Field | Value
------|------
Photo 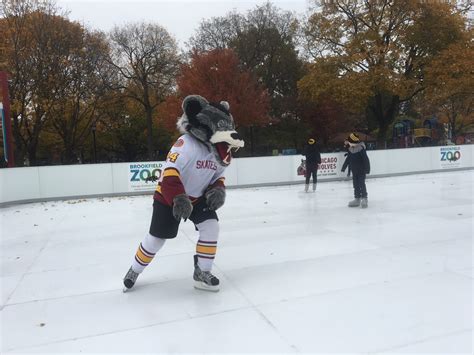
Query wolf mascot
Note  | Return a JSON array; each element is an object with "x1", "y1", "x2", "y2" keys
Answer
[{"x1": 123, "y1": 95, "x2": 244, "y2": 292}]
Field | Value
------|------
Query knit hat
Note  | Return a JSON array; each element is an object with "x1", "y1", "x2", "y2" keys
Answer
[
  {"x1": 347, "y1": 133, "x2": 360, "y2": 144},
  {"x1": 308, "y1": 138, "x2": 316, "y2": 145}
]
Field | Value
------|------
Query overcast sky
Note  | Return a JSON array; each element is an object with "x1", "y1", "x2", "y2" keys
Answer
[{"x1": 57, "y1": 0, "x2": 310, "y2": 48}]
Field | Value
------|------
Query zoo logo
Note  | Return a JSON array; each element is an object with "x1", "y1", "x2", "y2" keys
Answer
[
  {"x1": 440, "y1": 150, "x2": 461, "y2": 162},
  {"x1": 129, "y1": 163, "x2": 163, "y2": 182}
]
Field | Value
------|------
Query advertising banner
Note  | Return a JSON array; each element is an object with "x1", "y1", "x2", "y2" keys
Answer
[
  {"x1": 298, "y1": 153, "x2": 344, "y2": 180},
  {"x1": 439, "y1": 146, "x2": 462, "y2": 169},
  {"x1": 317, "y1": 154, "x2": 340, "y2": 178},
  {"x1": 128, "y1": 161, "x2": 164, "y2": 192}
]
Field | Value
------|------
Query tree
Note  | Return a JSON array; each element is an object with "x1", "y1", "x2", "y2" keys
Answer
[
  {"x1": 176, "y1": 49, "x2": 270, "y2": 155},
  {"x1": 47, "y1": 28, "x2": 113, "y2": 164},
  {"x1": 98, "y1": 95, "x2": 148, "y2": 162},
  {"x1": 178, "y1": 49, "x2": 269, "y2": 127},
  {"x1": 298, "y1": 95, "x2": 357, "y2": 148},
  {"x1": 108, "y1": 22, "x2": 181, "y2": 160},
  {"x1": 186, "y1": 11, "x2": 244, "y2": 52},
  {"x1": 189, "y1": 2, "x2": 303, "y2": 120},
  {"x1": 155, "y1": 95, "x2": 182, "y2": 133},
  {"x1": 300, "y1": 0, "x2": 470, "y2": 146},
  {"x1": 1, "y1": 0, "x2": 67, "y2": 165},
  {"x1": 1, "y1": 0, "x2": 115, "y2": 165},
  {"x1": 422, "y1": 41, "x2": 474, "y2": 139},
  {"x1": 188, "y1": 2, "x2": 304, "y2": 154}
]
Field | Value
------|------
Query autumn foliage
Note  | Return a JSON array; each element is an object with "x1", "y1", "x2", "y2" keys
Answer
[
  {"x1": 177, "y1": 49, "x2": 270, "y2": 128},
  {"x1": 1, "y1": 0, "x2": 473, "y2": 166}
]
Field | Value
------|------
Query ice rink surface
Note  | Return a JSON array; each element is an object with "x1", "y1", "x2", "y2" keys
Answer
[{"x1": 1, "y1": 170, "x2": 472, "y2": 354}]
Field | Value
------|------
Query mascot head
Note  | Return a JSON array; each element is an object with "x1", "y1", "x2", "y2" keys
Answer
[{"x1": 177, "y1": 95, "x2": 245, "y2": 166}]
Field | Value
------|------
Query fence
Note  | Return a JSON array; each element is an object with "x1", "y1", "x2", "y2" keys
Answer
[{"x1": 1, "y1": 145, "x2": 472, "y2": 206}]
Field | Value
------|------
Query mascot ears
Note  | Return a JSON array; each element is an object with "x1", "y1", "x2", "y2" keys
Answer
[{"x1": 182, "y1": 95, "x2": 209, "y2": 118}]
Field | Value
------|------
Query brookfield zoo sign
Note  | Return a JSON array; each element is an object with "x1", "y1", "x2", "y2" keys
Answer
[{"x1": 128, "y1": 162, "x2": 164, "y2": 192}]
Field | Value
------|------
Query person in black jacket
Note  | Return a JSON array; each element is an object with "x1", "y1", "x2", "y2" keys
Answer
[
  {"x1": 302, "y1": 138, "x2": 321, "y2": 192},
  {"x1": 343, "y1": 133, "x2": 370, "y2": 208}
]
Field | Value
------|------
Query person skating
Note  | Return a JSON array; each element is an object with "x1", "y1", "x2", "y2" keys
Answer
[
  {"x1": 343, "y1": 133, "x2": 370, "y2": 208},
  {"x1": 123, "y1": 95, "x2": 244, "y2": 292},
  {"x1": 302, "y1": 138, "x2": 321, "y2": 192}
]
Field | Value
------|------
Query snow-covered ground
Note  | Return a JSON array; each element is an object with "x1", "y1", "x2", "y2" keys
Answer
[{"x1": 1, "y1": 170, "x2": 472, "y2": 354}]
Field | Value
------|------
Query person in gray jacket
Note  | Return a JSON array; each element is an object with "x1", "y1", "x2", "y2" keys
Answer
[{"x1": 343, "y1": 133, "x2": 370, "y2": 208}]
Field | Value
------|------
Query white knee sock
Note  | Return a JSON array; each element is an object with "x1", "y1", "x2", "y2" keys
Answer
[
  {"x1": 131, "y1": 233, "x2": 166, "y2": 273},
  {"x1": 195, "y1": 219, "x2": 219, "y2": 271}
]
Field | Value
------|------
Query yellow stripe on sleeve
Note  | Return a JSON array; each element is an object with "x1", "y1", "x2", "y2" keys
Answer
[{"x1": 163, "y1": 168, "x2": 180, "y2": 178}]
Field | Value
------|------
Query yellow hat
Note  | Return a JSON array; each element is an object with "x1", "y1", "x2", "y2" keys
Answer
[
  {"x1": 308, "y1": 138, "x2": 316, "y2": 145},
  {"x1": 347, "y1": 133, "x2": 360, "y2": 143}
]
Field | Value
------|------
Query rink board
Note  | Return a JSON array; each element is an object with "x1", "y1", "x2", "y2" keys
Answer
[{"x1": 1, "y1": 145, "x2": 473, "y2": 206}]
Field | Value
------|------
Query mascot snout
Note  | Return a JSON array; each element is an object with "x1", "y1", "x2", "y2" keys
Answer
[{"x1": 210, "y1": 131, "x2": 244, "y2": 165}]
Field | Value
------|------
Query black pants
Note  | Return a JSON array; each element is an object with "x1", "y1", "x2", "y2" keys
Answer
[
  {"x1": 352, "y1": 173, "x2": 367, "y2": 198},
  {"x1": 149, "y1": 199, "x2": 218, "y2": 239},
  {"x1": 305, "y1": 168, "x2": 318, "y2": 185}
]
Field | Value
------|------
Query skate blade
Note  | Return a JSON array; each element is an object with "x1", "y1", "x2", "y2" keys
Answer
[
  {"x1": 123, "y1": 286, "x2": 132, "y2": 293},
  {"x1": 194, "y1": 281, "x2": 219, "y2": 292}
]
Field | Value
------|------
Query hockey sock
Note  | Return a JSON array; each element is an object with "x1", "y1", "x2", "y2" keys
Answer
[
  {"x1": 131, "y1": 233, "x2": 166, "y2": 273},
  {"x1": 195, "y1": 219, "x2": 219, "y2": 271}
]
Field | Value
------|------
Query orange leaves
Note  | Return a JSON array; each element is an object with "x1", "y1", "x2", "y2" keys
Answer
[
  {"x1": 176, "y1": 49, "x2": 270, "y2": 128},
  {"x1": 155, "y1": 95, "x2": 181, "y2": 132},
  {"x1": 298, "y1": 58, "x2": 371, "y2": 115},
  {"x1": 421, "y1": 41, "x2": 474, "y2": 135}
]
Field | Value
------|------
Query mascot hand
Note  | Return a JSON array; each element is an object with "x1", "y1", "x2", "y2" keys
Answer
[
  {"x1": 205, "y1": 186, "x2": 226, "y2": 211},
  {"x1": 173, "y1": 194, "x2": 193, "y2": 221}
]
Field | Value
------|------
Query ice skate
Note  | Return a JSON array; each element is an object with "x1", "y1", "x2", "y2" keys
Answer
[
  {"x1": 360, "y1": 198, "x2": 368, "y2": 208},
  {"x1": 123, "y1": 266, "x2": 139, "y2": 292},
  {"x1": 312, "y1": 183, "x2": 316, "y2": 192},
  {"x1": 348, "y1": 198, "x2": 361, "y2": 207},
  {"x1": 304, "y1": 184, "x2": 309, "y2": 192},
  {"x1": 193, "y1": 255, "x2": 219, "y2": 292}
]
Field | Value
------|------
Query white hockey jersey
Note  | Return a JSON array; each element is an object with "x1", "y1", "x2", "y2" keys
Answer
[{"x1": 154, "y1": 134, "x2": 226, "y2": 205}]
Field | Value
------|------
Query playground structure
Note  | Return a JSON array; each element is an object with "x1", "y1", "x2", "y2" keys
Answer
[
  {"x1": 392, "y1": 119, "x2": 415, "y2": 148},
  {"x1": 392, "y1": 117, "x2": 446, "y2": 148}
]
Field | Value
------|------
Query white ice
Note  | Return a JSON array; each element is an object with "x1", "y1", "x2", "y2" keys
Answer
[{"x1": 1, "y1": 170, "x2": 473, "y2": 354}]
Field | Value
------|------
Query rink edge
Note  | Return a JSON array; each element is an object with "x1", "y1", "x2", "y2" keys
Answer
[{"x1": 1, "y1": 167, "x2": 472, "y2": 208}]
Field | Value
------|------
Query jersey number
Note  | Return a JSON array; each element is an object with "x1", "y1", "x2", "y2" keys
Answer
[{"x1": 167, "y1": 152, "x2": 180, "y2": 163}]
